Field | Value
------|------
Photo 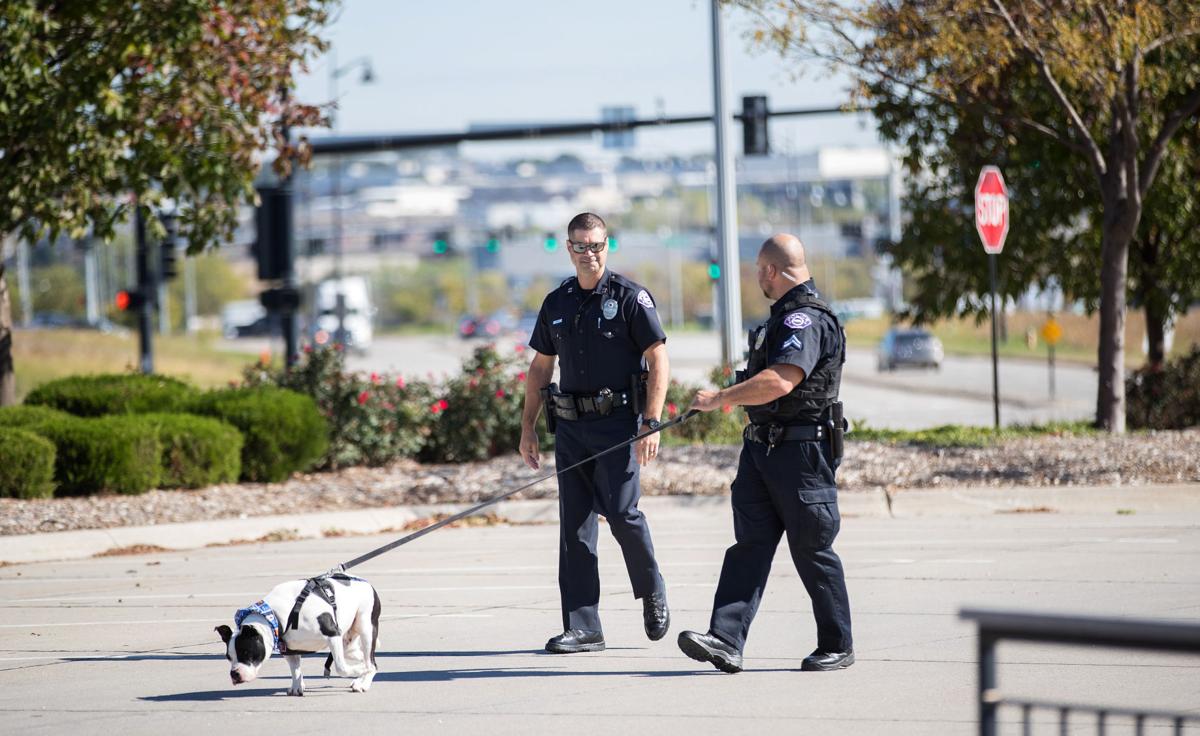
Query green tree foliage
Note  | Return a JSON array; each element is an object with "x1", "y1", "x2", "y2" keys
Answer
[{"x1": 735, "y1": 0, "x2": 1200, "y2": 431}]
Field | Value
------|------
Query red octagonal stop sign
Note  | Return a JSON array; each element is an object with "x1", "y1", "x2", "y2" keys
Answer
[{"x1": 975, "y1": 166, "x2": 1009, "y2": 254}]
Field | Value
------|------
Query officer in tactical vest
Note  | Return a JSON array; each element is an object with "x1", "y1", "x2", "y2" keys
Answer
[
  {"x1": 519, "y1": 212, "x2": 671, "y2": 654},
  {"x1": 677, "y1": 233, "x2": 853, "y2": 674}
]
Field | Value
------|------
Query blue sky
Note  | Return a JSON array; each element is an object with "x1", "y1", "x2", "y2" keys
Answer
[{"x1": 292, "y1": 0, "x2": 881, "y2": 158}]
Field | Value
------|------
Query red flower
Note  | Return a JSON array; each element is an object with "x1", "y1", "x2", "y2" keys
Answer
[
  {"x1": 370, "y1": 372, "x2": 380, "y2": 385},
  {"x1": 357, "y1": 390, "x2": 370, "y2": 406},
  {"x1": 438, "y1": 399, "x2": 449, "y2": 411},
  {"x1": 668, "y1": 402, "x2": 678, "y2": 416},
  {"x1": 469, "y1": 379, "x2": 478, "y2": 388},
  {"x1": 395, "y1": 376, "x2": 406, "y2": 389},
  {"x1": 303, "y1": 345, "x2": 313, "y2": 354},
  {"x1": 517, "y1": 372, "x2": 526, "y2": 382},
  {"x1": 430, "y1": 403, "x2": 442, "y2": 415},
  {"x1": 722, "y1": 404, "x2": 733, "y2": 414},
  {"x1": 383, "y1": 402, "x2": 395, "y2": 410},
  {"x1": 515, "y1": 344, "x2": 526, "y2": 353},
  {"x1": 495, "y1": 389, "x2": 506, "y2": 398}
]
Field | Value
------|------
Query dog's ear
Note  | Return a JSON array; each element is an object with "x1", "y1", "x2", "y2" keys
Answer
[{"x1": 215, "y1": 625, "x2": 233, "y2": 644}]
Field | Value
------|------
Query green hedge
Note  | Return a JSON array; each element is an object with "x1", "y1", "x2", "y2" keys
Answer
[
  {"x1": 24, "y1": 373, "x2": 200, "y2": 417},
  {"x1": 187, "y1": 387, "x2": 328, "y2": 482},
  {"x1": 141, "y1": 413, "x2": 243, "y2": 489},
  {"x1": 0, "y1": 427, "x2": 57, "y2": 499},
  {"x1": 0, "y1": 404, "x2": 72, "y2": 427},
  {"x1": 28, "y1": 415, "x2": 162, "y2": 495}
]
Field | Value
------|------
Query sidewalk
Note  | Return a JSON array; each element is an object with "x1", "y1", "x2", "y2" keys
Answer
[{"x1": 2, "y1": 483, "x2": 1197, "y2": 565}]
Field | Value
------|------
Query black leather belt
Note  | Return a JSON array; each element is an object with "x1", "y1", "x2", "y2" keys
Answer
[
  {"x1": 744, "y1": 422, "x2": 826, "y2": 446},
  {"x1": 549, "y1": 387, "x2": 636, "y2": 420}
]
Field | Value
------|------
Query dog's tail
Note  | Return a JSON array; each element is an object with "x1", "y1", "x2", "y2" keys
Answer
[{"x1": 370, "y1": 587, "x2": 381, "y2": 668}]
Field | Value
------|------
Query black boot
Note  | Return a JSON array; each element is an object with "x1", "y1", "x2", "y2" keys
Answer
[
  {"x1": 545, "y1": 629, "x2": 605, "y2": 654},
  {"x1": 643, "y1": 592, "x2": 670, "y2": 641},
  {"x1": 677, "y1": 630, "x2": 743, "y2": 673}
]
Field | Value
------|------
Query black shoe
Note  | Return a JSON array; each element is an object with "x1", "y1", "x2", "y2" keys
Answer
[
  {"x1": 677, "y1": 630, "x2": 743, "y2": 673},
  {"x1": 801, "y1": 649, "x2": 855, "y2": 671},
  {"x1": 643, "y1": 592, "x2": 670, "y2": 641},
  {"x1": 545, "y1": 629, "x2": 605, "y2": 653}
]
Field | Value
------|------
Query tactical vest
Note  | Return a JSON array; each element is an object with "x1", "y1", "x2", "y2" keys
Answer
[{"x1": 744, "y1": 290, "x2": 845, "y2": 426}]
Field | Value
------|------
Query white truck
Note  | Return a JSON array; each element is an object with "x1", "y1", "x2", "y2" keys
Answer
[{"x1": 312, "y1": 276, "x2": 374, "y2": 351}]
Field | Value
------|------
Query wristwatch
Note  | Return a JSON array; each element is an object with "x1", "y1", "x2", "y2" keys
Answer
[{"x1": 643, "y1": 418, "x2": 662, "y2": 432}]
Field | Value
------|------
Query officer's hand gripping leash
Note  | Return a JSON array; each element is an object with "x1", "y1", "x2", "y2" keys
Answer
[{"x1": 323, "y1": 409, "x2": 701, "y2": 576}]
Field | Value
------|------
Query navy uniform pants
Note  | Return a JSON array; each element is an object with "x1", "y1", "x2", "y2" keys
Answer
[
  {"x1": 554, "y1": 411, "x2": 664, "y2": 632},
  {"x1": 709, "y1": 437, "x2": 853, "y2": 653}
]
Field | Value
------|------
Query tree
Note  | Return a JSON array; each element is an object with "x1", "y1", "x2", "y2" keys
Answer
[
  {"x1": 0, "y1": 0, "x2": 335, "y2": 405},
  {"x1": 736, "y1": 0, "x2": 1200, "y2": 432}
]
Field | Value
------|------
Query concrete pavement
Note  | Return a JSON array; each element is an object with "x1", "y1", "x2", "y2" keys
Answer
[{"x1": 1, "y1": 489, "x2": 1198, "y2": 734}]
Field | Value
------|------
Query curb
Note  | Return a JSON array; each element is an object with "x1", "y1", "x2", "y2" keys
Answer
[{"x1": 1, "y1": 485, "x2": 1196, "y2": 566}]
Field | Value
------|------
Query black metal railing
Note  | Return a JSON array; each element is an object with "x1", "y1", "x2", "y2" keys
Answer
[{"x1": 960, "y1": 608, "x2": 1200, "y2": 735}]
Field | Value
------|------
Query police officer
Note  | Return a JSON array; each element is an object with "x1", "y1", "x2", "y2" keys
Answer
[
  {"x1": 677, "y1": 233, "x2": 853, "y2": 673},
  {"x1": 519, "y1": 212, "x2": 671, "y2": 653}
]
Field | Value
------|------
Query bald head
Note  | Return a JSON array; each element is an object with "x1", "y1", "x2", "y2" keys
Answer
[{"x1": 759, "y1": 233, "x2": 807, "y2": 273}]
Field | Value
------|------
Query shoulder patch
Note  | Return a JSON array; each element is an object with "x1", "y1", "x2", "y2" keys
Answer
[
  {"x1": 783, "y1": 311, "x2": 812, "y2": 330},
  {"x1": 782, "y1": 335, "x2": 804, "y2": 352},
  {"x1": 637, "y1": 290, "x2": 655, "y2": 309}
]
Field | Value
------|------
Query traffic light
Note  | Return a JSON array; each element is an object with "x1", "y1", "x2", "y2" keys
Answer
[
  {"x1": 544, "y1": 232, "x2": 558, "y2": 252},
  {"x1": 115, "y1": 289, "x2": 146, "y2": 311},
  {"x1": 432, "y1": 230, "x2": 450, "y2": 255},
  {"x1": 485, "y1": 233, "x2": 500, "y2": 253},
  {"x1": 160, "y1": 242, "x2": 179, "y2": 280},
  {"x1": 253, "y1": 185, "x2": 289, "y2": 280},
  {"x1": 741, "y1": 95, "x2": 769, "y2": 156},
  {"x1": 708, "y1": 259, "x2": 721, "y2": 280},
  {"x1": 608, "y1": 234, "x2": 619, "y2": 252}
]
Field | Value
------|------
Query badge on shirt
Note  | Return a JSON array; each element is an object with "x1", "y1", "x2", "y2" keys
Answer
[
  {"x1": 602, "y1": 298, "x2": 618, "y2": 320},
  {"x1": 637, "y1": 290, "x2": 655, "y2": 309},
  {"x1": 754, "y1": 329, "x2": 766, "y2": 350},
  {"x1": 782, "y1": 335, "x2": 804, "y2": 352},
  {"x1": 784, "y1": 311, "x2": 812, "y2": 330}
]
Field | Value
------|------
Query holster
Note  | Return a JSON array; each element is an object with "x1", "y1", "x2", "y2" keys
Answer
[
  {"x1": 630, "y1": 371, "x2": 647, "y2": 416},
  {"x1": 734, "y1": 369, "x2": 748, "y2": 384},
  {"x1": 539, "y1": 384, "x2": 557, "y2": 433},
  {"x1": 826, "y1": 401, "x2": 845, "y2": 462}
]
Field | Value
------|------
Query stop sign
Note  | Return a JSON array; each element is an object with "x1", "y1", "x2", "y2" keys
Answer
[{"x1": 975, "y1": 166, "x2": 1009, "y2": 254}]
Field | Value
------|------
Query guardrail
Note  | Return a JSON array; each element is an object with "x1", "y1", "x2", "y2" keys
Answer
[{"x1": 959, "y1": 608, "x2": 1200, "y2": 735}]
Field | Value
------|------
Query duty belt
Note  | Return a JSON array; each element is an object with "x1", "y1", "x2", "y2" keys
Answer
[
  {"x1": 744, "y1": 422, "x2": 826, "y2": 448},
  {"x1": 549, "y1": 386, "x2": 636, "y2": 420}
]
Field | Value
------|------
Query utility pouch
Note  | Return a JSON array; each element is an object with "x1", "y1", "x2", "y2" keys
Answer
[
  {"x1": 827, "y1": 401, "x2": 845, "y2": 462},
  {"x1": 540, "y1": 384, "x2": 558, "y2": 433},
  {"x1": 630, "y1": 371, "x2": 647, "y2": 416}
]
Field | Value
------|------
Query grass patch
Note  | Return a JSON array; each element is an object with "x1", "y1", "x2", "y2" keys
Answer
[
  {"x1": 12, "y1": 329, "x2": 256, "y2": 402},
  {"x1": 849, "y1": 420, "x2": 1096, "y2": 448}
]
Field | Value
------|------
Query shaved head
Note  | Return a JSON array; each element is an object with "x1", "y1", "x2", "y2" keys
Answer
[
  {"x1": 759, "y1": 233, "x2": 807, "y2": 272},
  {"x1": 755, "y1": 233, "x2": 812, "y2": 300}
]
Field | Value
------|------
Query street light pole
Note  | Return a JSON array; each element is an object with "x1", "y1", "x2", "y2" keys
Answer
[
  {"x1": 710, "y1": 0, "x2": 743, "y2": 368},
  {"x1": 328, "y1": 48, "x2": 374, "y2": 347}
]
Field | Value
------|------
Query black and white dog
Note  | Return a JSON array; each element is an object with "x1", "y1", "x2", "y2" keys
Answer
[{"x1": 216, "y1": 573, "x2": 381, "y2": 695}]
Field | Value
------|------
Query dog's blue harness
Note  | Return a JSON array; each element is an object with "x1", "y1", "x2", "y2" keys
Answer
[{"x1": 234, "y1": 600, "x2": 285, "y2": 654}]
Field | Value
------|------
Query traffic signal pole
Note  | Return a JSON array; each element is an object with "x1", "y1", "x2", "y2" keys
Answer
[
  {"x1": 134, "y1": 206, "x2": 154, "y2": 374},
  {"x1": 710, "y1": 0, "x2": 743, "y2": 368}
]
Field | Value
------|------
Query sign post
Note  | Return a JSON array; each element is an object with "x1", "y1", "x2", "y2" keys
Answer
[
  {"x1": 975, "y1": 166, "x2": 1009, "y2": 430},
  {"x1": 1041, "y1": 317, "x2": 1062, "y2": 401}
]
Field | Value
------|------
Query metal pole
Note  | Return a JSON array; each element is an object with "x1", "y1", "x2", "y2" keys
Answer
[
  {"x1": 134, "y1": 206, "x2": 154, "y2": 374},
  {"x1": 183, "y1": 253, "x2": 197, "y2": 334},
  {"x1": 668, "y1": 239, "x2": 683, "y2": 328},
  {"x1": 330, "y1": 48, "x2": 347, "y2": 346},
  {"x1": 280, "y1": 90, "x2": 299, "y2": 368},
  {"x1": 1049, "y1": 345, "x2": 1056, "y2": 401},
  {"x1": 83, "y1": 241, "x2": 99, "y2": 325},
  {"x1": 979, "y1": 634, "x2": 997, "y2": 736},
  {"x1": 989, "y1": 253, "x2": 1000, "y2": 429},
  {"x1": 710, "y1": 0, "x2": 743, "y2": 368}
]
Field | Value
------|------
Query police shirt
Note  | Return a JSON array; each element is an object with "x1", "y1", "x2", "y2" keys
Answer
[
  {"x1": 752, "y1": 279, "x2": 839, "y2": 383},
  {"x1": 529, "y1": 269, "x2": 666, "y2": 394}
]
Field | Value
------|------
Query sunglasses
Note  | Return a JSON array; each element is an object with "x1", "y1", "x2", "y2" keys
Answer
[{"x1": 568, "y1": 239, "x2": 607, "y2": 254}]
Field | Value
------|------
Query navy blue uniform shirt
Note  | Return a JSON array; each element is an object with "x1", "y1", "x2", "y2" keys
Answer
[
  {"x1": 755, "y1": 279, "x2": 839, "y2": 380},
  {"x1": 529, "y1": 269, "x2": 666, "y2": 394}
]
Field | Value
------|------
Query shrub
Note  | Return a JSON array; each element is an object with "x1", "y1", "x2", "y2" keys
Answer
[
  {"x1": 140, "y1": 413, "x2": 243, "y2": 489},
  {"x1": 28, "y1": 415, "x2": 161, "y2": 495},
  {"x1": 417, "y1": 345, "x2": 531, "y2": 463},
  {"x1": 1127, "y1": 346, "x2": 1200, "y2": 430},
  {"x1": 661, "y1": 365, "x2": 747, "y2": 445},
  {"x1": 188, "y1": 386, "x2": 328, "y2": 482},
  {"x1": 0, "y1": 405, "x2": 72, "y2": 427},
  {"x1": 0, "y1": 427, "x2": 57, "y2": 499},
  {"x1": 242, "y1": 346, "x2": 432, "y2": 469},
  {"x1": 24, "y1": 373, "x2": 199, "y2": 417}
]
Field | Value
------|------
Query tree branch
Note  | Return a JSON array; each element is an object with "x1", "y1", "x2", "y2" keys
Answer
[
  {"x1": 1140, "y1": 83, "x2": 1200, "y2": 198},
  {"x1": 990, "y1": 0, "x2": 1107, "y2": 178}
]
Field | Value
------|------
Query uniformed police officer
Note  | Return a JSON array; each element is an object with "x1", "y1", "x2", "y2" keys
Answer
[
  {"x1": 519, "y1": 212, "x2": 671, "y2": 653},
  {"x1": 677, "y1": 233, "x2": 853, "y2": 673}
]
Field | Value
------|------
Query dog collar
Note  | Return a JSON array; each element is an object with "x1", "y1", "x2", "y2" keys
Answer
[{"x1": 234, "y1": 600, "x2": 284, "y2": 654}]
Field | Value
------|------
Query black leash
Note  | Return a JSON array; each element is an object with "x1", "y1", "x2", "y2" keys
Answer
[{"x1": 326, "y1": 409, "x2": 700, "y2": 575}]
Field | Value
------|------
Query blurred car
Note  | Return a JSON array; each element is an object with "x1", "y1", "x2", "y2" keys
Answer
[
  {"x1": 221, "y1": 300, "x2": 269, "y2": 339},
  {"x1": 458, "y1": 310, "x2": 517, "y2": 340},
  {"x1": 877, "y1": 328, "x2": 944, "y2": 371}
]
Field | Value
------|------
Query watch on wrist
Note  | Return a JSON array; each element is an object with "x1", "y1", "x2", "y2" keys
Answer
[{"x1": 643, "y1": 418, "x2": 662, "y2": 432}]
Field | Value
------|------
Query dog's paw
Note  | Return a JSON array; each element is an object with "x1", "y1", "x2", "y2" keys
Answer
[
  {"x1": 350, "y1": 676, "x2": 372, "y2": 693},
  {"x1": 323, "y1": 666, "x2": 331, "y2": 678},
  {"x1": 287, "y1": 686, "x2": 304, "y2": 697}
]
